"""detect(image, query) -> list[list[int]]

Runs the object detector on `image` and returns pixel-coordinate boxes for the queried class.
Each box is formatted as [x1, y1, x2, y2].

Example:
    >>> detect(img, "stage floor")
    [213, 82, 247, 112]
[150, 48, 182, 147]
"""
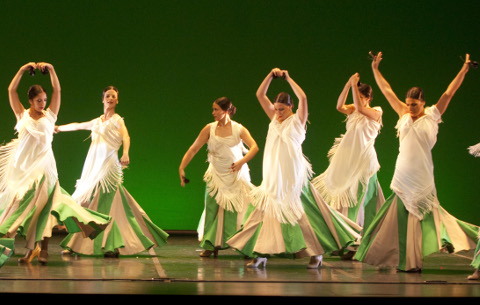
[0, 233, 479, 299]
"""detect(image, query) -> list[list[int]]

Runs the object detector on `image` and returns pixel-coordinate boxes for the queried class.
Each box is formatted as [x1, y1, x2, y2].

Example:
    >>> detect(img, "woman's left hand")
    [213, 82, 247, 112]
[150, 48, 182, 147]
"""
[229, 161, 244, 173]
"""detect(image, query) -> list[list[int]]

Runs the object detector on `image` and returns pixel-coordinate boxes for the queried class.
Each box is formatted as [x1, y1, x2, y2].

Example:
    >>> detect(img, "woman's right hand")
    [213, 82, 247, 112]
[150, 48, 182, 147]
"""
[371, 51, 383, 70]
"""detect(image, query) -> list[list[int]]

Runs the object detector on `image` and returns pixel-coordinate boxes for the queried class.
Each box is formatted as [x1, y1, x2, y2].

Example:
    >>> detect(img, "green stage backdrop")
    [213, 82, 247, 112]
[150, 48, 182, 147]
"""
[0, 0, 479, 230]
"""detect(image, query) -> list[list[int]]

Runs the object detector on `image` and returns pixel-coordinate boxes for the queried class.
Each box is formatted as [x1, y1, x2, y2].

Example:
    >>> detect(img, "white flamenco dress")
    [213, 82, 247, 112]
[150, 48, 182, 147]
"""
[197, 120, 254, 251]
[0, 109, 110, 253]
[227, 114, 360, 258]
[61, 114, 168, 256]
[312, 108, 385, 230]
[355, 106, 479, 271]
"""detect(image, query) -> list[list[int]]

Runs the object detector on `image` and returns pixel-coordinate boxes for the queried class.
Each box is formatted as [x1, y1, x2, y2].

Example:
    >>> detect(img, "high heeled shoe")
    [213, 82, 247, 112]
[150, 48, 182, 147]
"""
[307, 255, 323, 269]
[38, 250, 48, 265]
[199, 249, 218, 258]
[18, 245, 41, 264]
[246, 257, 267, 268]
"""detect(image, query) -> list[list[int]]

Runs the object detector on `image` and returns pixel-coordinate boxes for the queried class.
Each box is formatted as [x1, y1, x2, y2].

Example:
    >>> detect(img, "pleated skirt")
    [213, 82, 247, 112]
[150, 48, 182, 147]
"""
[355, 193, 480, 271]
[0, 177, 111, 250]
[61, 184, 168, 256]
[197, 187, 249, 251]
[226, 182, 361, 258]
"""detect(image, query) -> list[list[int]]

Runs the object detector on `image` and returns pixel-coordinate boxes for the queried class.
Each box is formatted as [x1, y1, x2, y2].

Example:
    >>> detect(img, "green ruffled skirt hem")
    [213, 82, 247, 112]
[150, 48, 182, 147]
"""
[0, 177, 111, 250]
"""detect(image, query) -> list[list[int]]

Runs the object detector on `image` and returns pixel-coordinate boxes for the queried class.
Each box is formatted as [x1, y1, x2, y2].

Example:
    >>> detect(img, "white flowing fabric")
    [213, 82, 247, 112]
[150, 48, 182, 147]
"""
[203, 121, 253, 213]
[72, 114, 123, 206]
[252, 114, 313, 225]
[312, 107, 382, 209]
[0, 109, 58, 211]
[390, 106, 442, 220]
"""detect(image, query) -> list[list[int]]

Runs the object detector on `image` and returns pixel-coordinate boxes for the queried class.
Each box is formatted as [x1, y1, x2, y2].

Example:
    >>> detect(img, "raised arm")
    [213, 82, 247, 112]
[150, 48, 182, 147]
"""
[229, 126, 259, 173]
[371, 52, 407, 117]
[38, 63, 61, 116]
[118, 119, 131, 167]
[351, 73, 382, 122]
[8, 63, 36, 120]
[179, 125, 210, 187]
[435, 54, 471, 115]
[284, 70, 308, 126]
[256, 69, 278, 120]
[336, 75, 356, 115]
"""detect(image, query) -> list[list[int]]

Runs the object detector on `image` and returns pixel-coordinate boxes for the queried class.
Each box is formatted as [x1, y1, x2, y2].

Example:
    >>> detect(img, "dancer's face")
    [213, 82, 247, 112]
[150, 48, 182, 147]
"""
[103, 89, 118, 109]
[29, 92, 47, 113]
[212, 102, 227, 122]
[406, 98, 425, 119]
[274, 102, 293, 122]
[360, 94, 372, 107]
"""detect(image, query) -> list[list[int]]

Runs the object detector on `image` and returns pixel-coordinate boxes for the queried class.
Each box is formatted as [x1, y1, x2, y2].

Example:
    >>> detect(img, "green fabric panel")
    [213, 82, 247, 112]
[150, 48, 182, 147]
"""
[280, 221, 306, 254]
[420, 211, 440, 257]
[362, 174, 381, 230]
[102, 220, 124, 254]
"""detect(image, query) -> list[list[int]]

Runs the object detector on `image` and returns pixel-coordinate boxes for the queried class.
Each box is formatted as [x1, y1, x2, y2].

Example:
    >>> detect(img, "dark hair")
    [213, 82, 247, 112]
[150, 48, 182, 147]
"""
[274, 92, 294, 108]
[28, 85, 46, 100]
[103, 86, 119, 98]
[406, 87, 424, 101]
[357, 82, 373, 100]
[214, 97, 236, 116]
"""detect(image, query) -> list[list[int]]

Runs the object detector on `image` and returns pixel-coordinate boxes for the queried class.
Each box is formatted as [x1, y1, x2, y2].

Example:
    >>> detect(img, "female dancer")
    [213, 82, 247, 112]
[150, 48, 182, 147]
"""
[0, 63, 111, 265]
[56, 86, 168, 257]
[312, 73, 385, 232]
[227, 68, 360, 269]
[355, 52, 479, 272]
[179, 97, 258, 257]
[467, 143, 480, 280]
